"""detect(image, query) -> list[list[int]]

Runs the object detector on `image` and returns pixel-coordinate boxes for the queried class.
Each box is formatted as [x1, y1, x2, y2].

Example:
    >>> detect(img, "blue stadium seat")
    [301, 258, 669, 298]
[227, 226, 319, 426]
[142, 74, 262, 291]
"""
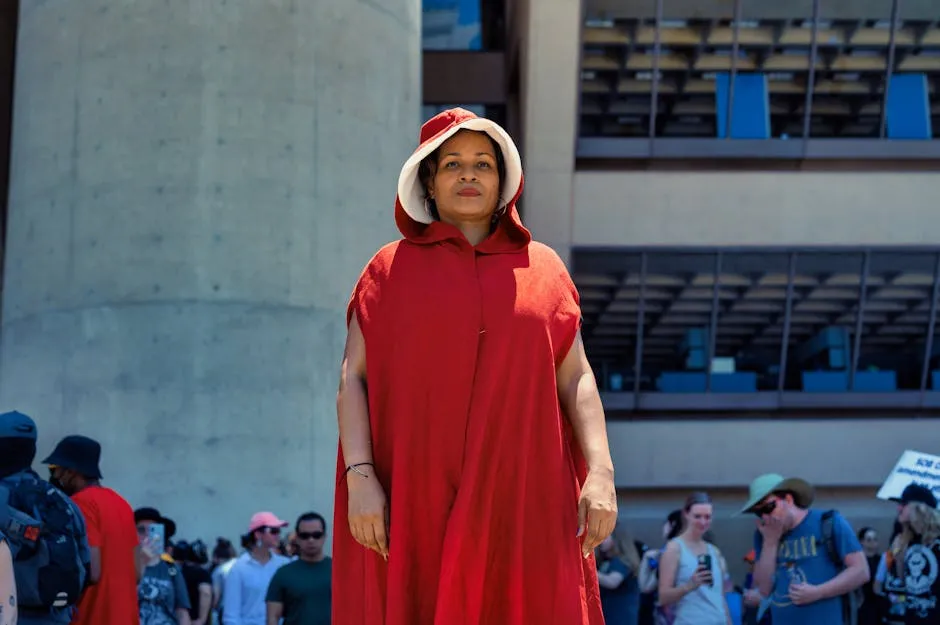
[887, 73, 933, 139]
[715, 73, 771, 139]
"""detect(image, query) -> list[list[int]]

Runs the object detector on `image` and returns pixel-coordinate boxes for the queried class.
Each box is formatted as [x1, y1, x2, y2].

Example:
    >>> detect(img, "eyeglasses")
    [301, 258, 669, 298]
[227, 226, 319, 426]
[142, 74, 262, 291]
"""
[263, 527, 282, 536]
[752, 499, 777, 518]
[297, 531, 325, 541]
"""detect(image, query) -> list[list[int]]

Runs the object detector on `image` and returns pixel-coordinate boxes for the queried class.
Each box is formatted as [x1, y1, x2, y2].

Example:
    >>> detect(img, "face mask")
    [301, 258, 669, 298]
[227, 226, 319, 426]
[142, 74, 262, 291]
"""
[49, 471, 65, 492]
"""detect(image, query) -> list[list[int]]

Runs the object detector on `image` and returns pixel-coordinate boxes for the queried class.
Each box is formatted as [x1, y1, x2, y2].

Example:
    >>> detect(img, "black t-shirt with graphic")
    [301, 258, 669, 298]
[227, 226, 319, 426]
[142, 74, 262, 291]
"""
[903, 539, 939, 625]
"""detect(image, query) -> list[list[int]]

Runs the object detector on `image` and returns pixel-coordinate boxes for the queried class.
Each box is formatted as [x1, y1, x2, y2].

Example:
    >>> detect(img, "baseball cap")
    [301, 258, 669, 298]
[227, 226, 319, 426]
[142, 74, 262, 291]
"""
[0, 411, 38, 440]
[248, 511, 289, 533]
[891, 483, 938, 509]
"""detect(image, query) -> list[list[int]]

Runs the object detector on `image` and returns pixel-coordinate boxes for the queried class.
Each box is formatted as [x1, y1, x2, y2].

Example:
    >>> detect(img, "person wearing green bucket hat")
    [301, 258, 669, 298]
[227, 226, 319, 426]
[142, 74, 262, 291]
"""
[740, 473, 870, 625]
[738, 473, 816, 517]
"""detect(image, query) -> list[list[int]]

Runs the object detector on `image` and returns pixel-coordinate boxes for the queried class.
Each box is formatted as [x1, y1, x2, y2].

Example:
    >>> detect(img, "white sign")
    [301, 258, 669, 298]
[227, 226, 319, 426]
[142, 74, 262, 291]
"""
[877, 450, 940, 501]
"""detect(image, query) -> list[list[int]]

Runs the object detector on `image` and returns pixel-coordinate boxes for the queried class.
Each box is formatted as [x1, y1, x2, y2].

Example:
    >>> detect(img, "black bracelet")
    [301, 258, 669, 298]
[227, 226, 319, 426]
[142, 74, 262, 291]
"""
[344, 462, 375, 480]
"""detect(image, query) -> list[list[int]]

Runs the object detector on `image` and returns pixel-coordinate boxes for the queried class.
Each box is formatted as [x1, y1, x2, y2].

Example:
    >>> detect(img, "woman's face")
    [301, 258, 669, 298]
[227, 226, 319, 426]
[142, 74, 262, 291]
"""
[427, 130, 501, 225]
[686, 503, 713, 536]
[862, 529, 879, 554]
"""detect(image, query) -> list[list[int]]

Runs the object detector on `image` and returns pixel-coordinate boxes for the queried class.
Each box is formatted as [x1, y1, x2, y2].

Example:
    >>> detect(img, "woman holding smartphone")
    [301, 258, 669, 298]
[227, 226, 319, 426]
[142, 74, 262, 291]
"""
[657, 492, 732, 625]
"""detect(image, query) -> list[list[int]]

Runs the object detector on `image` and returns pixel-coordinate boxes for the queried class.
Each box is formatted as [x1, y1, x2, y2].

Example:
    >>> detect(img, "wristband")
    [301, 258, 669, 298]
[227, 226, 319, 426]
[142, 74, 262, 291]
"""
[344, 462, 375, 480]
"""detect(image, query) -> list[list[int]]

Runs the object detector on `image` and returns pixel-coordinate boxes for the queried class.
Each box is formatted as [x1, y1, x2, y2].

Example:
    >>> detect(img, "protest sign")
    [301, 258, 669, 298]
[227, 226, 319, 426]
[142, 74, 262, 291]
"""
[876, 450, 940, 501]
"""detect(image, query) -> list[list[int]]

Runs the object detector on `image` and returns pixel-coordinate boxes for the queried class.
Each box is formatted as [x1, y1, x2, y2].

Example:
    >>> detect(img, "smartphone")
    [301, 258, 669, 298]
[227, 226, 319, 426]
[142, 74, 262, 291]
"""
[698, 554, 714, 586]
[148, 523, 166, 556]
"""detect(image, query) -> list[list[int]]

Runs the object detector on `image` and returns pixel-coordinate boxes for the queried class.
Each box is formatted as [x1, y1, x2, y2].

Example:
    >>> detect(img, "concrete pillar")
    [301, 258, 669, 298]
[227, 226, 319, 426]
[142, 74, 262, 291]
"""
[519, 0, 581, 266]
[1, 0, 420, 544]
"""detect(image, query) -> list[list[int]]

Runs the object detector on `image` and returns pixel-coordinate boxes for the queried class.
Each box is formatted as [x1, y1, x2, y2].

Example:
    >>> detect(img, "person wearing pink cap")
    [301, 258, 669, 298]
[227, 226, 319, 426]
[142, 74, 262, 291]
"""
[222, 512, 290, 625]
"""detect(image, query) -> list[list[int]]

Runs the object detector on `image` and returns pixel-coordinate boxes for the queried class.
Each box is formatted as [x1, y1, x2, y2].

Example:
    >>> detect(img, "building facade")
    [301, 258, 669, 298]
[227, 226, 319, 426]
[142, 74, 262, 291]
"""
[1, 0, 939, 562]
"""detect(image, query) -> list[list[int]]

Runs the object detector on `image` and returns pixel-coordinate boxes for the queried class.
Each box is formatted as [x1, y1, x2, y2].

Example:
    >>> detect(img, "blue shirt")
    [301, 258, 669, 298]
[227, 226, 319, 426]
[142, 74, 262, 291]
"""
[755, 509, 862, 625]
[222, 552, 290, 625]
[598, 558, 639, 623]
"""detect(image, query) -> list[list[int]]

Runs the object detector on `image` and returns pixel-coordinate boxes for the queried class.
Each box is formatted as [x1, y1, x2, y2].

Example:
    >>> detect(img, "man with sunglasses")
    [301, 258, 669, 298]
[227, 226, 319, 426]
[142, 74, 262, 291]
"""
[740, 473, 869, 625]
[265, 512, 331, 625]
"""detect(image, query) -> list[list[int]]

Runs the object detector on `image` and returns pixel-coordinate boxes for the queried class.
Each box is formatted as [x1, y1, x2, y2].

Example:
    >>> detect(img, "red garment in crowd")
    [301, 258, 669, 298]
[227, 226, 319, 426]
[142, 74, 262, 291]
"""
[70, 485, 140, 625]
[332, 108, 604, 625]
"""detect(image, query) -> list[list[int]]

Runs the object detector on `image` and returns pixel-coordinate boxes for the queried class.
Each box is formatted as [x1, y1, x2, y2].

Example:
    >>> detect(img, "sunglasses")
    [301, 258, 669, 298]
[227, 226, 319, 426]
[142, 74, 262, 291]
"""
[262, 527, 282, 536]
[297, 531, 325, 541]
[752, 499, 777, 518]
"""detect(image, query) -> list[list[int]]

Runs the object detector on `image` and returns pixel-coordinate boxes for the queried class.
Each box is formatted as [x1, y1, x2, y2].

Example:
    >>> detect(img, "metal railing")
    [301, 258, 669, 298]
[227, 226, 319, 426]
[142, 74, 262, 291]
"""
[577, 0, 940, 160]
[577, 247, 940, 397]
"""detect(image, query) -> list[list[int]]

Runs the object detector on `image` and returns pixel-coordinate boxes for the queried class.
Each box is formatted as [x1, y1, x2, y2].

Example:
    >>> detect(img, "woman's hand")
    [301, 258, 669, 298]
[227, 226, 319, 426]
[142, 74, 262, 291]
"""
[687, 566, 712, 590]
[577, 467, 617, 558]
[346, 466, 390, 560]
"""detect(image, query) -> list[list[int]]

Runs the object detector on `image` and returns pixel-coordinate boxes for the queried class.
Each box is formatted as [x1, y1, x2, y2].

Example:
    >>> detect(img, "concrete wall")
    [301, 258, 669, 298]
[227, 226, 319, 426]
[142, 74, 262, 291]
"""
[607, 418, 937, 490]
[573, 171, 940, 247]
[518, 0, 580, 265]
[2, 0, 420, 546]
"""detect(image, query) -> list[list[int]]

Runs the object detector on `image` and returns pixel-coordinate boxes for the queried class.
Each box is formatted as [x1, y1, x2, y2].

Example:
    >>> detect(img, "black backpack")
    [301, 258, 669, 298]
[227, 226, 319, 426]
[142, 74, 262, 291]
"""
[0, 472, 87, 611]
[821, 509, 863, 625]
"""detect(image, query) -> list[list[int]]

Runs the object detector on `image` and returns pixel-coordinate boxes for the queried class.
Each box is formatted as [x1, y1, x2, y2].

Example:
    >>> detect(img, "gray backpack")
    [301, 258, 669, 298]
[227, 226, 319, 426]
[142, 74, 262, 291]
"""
[821, 509, 863, 625]
[0, 472, 87, 610]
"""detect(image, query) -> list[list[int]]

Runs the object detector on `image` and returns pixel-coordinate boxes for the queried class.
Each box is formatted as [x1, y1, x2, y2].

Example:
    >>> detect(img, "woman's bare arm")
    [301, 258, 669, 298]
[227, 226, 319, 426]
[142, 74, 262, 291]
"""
[337, 313, 372, 468]
[556, 331, 614, 475]
[657, 541, 693, 606]
[0, 540, 17, 625]
[556, 331, 617, 555]
[338, 313, 389, 558]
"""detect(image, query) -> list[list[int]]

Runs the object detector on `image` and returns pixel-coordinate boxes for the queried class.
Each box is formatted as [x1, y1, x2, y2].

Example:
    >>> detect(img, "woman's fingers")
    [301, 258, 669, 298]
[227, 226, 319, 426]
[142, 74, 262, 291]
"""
[373, 510, 390, 559]
[350, 513, 389, 559]
[581, 502, 616, 556]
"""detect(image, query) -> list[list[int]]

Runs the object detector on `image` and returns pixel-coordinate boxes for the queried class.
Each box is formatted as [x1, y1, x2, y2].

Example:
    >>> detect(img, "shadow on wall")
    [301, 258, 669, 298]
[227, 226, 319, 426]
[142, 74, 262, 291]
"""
[0, 0, 17, 261]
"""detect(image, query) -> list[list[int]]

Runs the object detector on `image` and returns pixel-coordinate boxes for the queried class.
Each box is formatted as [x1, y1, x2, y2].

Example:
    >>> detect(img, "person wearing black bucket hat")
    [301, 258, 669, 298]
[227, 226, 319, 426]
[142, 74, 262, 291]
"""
[42, 434, 140, 625]
[134, 507, 178, 543]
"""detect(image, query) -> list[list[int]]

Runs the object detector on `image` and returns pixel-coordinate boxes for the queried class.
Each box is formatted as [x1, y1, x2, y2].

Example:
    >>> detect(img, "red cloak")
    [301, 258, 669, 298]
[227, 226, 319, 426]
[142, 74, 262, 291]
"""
[332, 108, 604, 625]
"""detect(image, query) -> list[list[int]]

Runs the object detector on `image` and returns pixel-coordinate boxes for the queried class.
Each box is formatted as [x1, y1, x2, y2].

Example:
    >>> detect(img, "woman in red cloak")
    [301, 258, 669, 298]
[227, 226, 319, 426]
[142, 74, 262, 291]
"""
[333, 107, 618, 625]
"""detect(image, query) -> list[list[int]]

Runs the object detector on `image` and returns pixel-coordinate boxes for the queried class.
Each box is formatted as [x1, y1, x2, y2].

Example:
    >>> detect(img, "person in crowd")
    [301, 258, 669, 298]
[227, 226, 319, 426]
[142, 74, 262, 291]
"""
[222, 512, 289, 625]
[889, 482, 939, 624]
[135, 507, 191, 625]
[743, 473, 868, 625]
[657, 492, 733, 625]
[597, 524, 643, 625]
[265, 512, 331, 625]
[333, 107, 617, 625]
[174, 541, 213, 625]
[740, 550, 771, 625]
[0, 411, 91, 625]
[0, 533, 16, 625]
[136, 507, 179, 560]
[211, 538, 238, 623]
[42, 435, 140, 625]
[875, 520, 906, 625]
[638, 509, 684, 625]
[855, 526, 882, 625]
